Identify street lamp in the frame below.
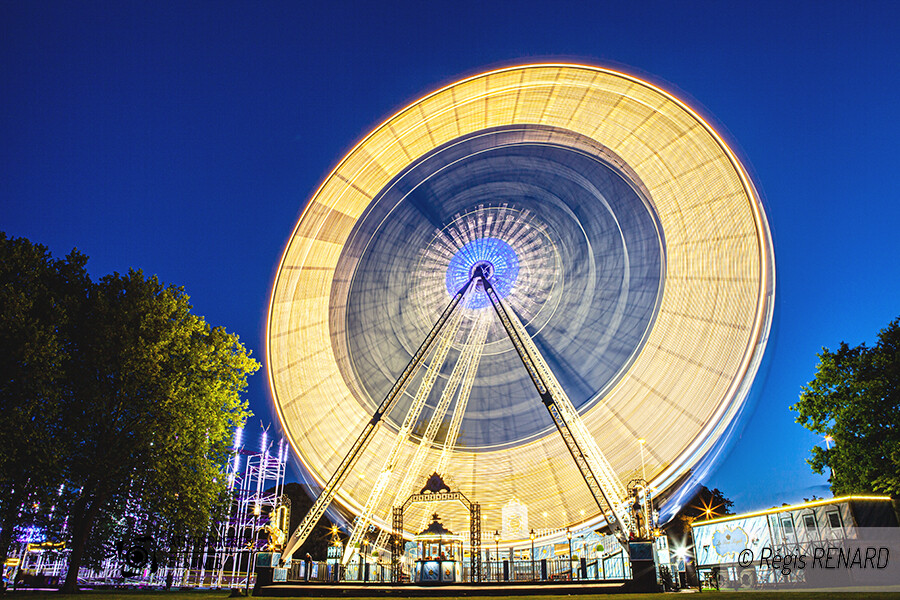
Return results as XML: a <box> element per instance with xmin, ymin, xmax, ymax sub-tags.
<box><xmin>530</xmin><ymin>529</ymin><xmax>535</xmax><ymax>581</ymax></box>
<box><xmin>566</xmin><ymin>528</ymin><xmax>573</xmax><ymax>581</ymax></box>
<box><xmin>494</xmin><ymin>530</ymin><xmax>500</xmax><ymax>582</ymax></box>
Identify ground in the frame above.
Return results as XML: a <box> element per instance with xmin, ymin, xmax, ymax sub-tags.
<box><xmin>3</xmin><ymin>590</ymin><xmax>900</xmax><ymax>600</ymax></box>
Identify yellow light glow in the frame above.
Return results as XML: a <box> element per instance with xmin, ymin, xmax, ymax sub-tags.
<box><xmin>693</xmin><ymin>495</ymin><xmax>892</xmax><ymax>526</ymax></box>
<box><xmin>267</xmin><ymin>64</ymin><xmax>776</xmax><ymax>537</ymax></box>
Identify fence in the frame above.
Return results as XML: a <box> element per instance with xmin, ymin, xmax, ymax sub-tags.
<box><xmin>281</xmin><ymin>556</ymin><xmax>629</xmax><ymax>584</ymax></box>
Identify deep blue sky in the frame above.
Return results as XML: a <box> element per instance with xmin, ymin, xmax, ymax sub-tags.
<box><xmin>4</xmin><ymin>1</ymin><xmax>899</xmax><ymax>514</ymax></box>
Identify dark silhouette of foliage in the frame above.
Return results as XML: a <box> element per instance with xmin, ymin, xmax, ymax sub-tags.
<box><xmin>0</xmin><ymin>231</ymin><xmax>258</xmax><ymax>592</ymax></box>
<box><xmin>278</xmin><ymin>482</ymin><xmax>343</xmax><ymax>561</ymax></box>
<box><xmin>664</xmin><ymin>485</ymin><xmax>734</xmax><ymax>551</ymax></box>
<box><xmin>0</xmin><ymin>232</ymin><xmax>90</xmax><ymax>575</ymax></box>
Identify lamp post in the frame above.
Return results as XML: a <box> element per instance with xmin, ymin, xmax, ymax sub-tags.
<box><xmin>244</xmin><ymin>541</ymin><xmax>255</xmax><ymax>596</ymax></box>
<box><xmin>566</xmin><ymin>528</ymin><xmax>572</xmax><ymax>581</ymax></box>
<box><xmin>529</xmin><ymin>529</ymin><xmax>535</xmax><ymax>581</ymax></box>
<box><xmin>494</xmin><ymin>531</ymin><xmax>500</xmax><ymax>582</ymax></box>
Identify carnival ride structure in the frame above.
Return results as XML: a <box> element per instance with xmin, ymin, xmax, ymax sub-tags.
<box><xmin>267</xmin><ymin>64</ymin><xmax>776</xmax><ymax>574</ymax></box>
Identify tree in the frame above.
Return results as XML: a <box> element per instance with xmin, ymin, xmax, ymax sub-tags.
<box><xmin>792</xmin><ymin>317</ymin><xmax>900</xmax><ymax>500</ymax></box>
<box><xmin>278</xmin><ymin>483</ymin><xmax>342</xmax><ymax>560</ymax></box>
<box><xmin>60</xmin><ymin>269</ymin><xmax>258</xmax><ymax>591</ymax></box>
<box><xmin>0</xmin><ymin>233</ymin><xmax>89</xmax><ymax>573</ymax></box>
<box><xmin>664</xmin><ymin>485</ymin><xmax>734</xmax><ymax>551</ymax></box>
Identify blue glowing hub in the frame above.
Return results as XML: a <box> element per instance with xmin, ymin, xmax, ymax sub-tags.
<box><xmin>445</xmin><ymin>237</ymin><xmax>519</xmax><ymax>309</ymax></box>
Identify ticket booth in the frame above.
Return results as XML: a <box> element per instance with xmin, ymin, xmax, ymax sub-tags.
<box><xmin>413</xmin><ymin>514</ymin><xmax>462</xmax><ymax>583</ymax></box>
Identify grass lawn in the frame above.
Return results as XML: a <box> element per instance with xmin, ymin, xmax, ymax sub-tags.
<box><xmin>4</xmin><ymin>590</ymin><xmax>900</xmax><ymax>600</ymax></box>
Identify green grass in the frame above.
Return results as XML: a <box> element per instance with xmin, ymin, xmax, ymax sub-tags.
<box><xmin>5</xmin><ymin>591</ymin><xmax>900</xmax><ymax>600</ymax></box>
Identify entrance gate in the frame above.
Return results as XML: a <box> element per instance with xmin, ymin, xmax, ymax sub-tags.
<box><xmin>391</xmin><ymin>473</ymin><xmax>481</xmax><ymax>583</ymax></box>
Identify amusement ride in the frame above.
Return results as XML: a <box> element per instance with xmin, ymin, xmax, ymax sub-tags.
<box><xmin>266</xmin><ymin>64</ymin><xmax>775</xmax><ymax>582</ymax></box>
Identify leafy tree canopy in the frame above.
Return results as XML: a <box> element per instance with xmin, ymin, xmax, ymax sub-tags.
<box><xmin>792</xmin><ymin>317</ymin><xmax>900</xmax><ymax>497</ymax></box>
<box><xmin>0</xmin><ymin>232</ymin><xmax>89</xmax><ymax>570</ymax></box>
<box><xmin>61</xmin><ymin>268</ymin><xmax>258</xmax><ymax>591</ymax></box>
<box><xmin>0</xmin><ymin>231</ymin><xmax>260</xmax><ymax>591</ymax></box>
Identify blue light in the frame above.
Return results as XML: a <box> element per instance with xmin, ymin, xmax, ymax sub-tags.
<box><xmin>445</xmin><ymin>237</ymin><xmax>519</xmax><ymax>309</ymax></box>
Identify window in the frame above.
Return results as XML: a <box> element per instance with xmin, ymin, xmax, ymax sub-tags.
<box><xmin>780</xmin><ymin>516</ymin><xmax>795</xmax><ymax>539</ymax></box>
<box><xmin>827</xmin><ymin>511</ymin><xmax>842</xmax><ymax>530</ymax></box>
<box><xmin>803</xmin><ymin>514</ymin><xmax>819</xmax><ymax>538</ymax></box>
<box><xmin>781</xmin><ymin>517</ymin><xmax>793</xmax><ymax>532</ymax></box>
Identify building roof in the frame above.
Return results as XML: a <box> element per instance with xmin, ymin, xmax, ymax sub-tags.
<box><xmin>692</xmin><ymin>495</ymin><xmax>892</xmax><ymax>527</ymax></box>
<box><xmin>417</xmin><ymin>513</ymin><xmax>457</xmax><ymax>538</ymax></box>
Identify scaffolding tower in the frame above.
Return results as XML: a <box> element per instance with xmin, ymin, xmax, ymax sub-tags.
<box><xmin>210</xmin><ymin>426</ymin><xmax>289</xmax><ymax>588</ymax></box>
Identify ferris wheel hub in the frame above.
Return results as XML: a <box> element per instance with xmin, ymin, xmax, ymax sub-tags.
<box><xmin>445</xmin><ymin>236</ymin><xmax>519</xmax><ymax>309</ymax></box>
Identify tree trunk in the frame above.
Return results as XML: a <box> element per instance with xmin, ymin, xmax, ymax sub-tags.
<box><xmin>0</xmin><ymin>485</ymin><xmax>26</xmax><ymax>580</ymax></box>
<box><xmin>60</xmin><ymin>489</ymin><xmax>104</xmax><ymax>593</ymax></box>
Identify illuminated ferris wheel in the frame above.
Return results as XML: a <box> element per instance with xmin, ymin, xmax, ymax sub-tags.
<box><xmin>267</xmin><ymin>64</ymin><xmax>775</xmax><ymax>562</ymax></box>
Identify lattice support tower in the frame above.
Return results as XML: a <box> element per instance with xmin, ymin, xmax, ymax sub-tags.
<box><xmin>212</xmin><ymin>428</ymin><xmax>288</xmax><ymax>586</ymax></box>
<box><xmin>280</xmin><ymin>276</ymin><xmax>478</xmax><ymax>563</ymax></box>
<box><xmin>373</xmin><ymin>311</ymin><xmax>490</xmax><ymax>554</ymax></box>
<box><xmin>470</xmin><ymin>502</ymin><xmax>482</xmax><ymax>582</ymax></box>
<box><xmin>342</xmin><ymin>291</ymin><xmax>471</xmax><ymax>564</ymax></box>
<box><xmin>284</xmin><ymin>267</ymin><xmax>633</xmax><ymax>564</ymax></box>
<box><xmin>477</xmin><ymin>266</ymin><xmax>632</xmax><ymax>545</ymax></box>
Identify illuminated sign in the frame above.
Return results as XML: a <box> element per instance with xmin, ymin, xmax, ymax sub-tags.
<box><xmin>26</xmin><ymin>541</ymin><xmax>65</xmax><ymax>552</ymax></box>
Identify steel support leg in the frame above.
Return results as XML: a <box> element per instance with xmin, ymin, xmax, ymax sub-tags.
<box><xmin>476</xmin><ymin>267</ymin><xmax>632</xmax><ymax>545</ymax></box>
<box><xmin>280</xmin><ymin>276</ymin><xmax>478</xmax><ymax>563</ymax></box>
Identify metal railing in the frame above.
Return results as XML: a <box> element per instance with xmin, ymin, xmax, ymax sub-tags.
<box><xmin>282</xmin><ymin>556</ymin><xmax>629</xmax><ymax>584</ymax></box>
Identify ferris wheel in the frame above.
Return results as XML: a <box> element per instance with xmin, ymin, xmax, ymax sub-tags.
<box><xmin>267</xmin><ymin>64</ymin><xmax>775</xmax><ymax>563</ymax></box>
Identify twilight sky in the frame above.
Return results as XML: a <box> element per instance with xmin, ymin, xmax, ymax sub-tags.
<box><xmin>3</xmin><ymin>1</ymin><xmax>899</xmax><ymax>514</ymax></box>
